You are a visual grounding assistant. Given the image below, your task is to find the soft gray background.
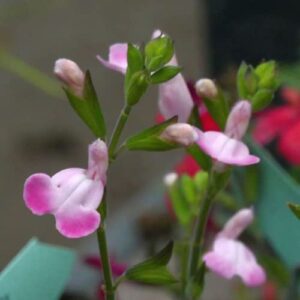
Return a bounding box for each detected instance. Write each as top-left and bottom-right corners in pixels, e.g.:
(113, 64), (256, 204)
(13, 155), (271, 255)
(0, 0), (209, 268)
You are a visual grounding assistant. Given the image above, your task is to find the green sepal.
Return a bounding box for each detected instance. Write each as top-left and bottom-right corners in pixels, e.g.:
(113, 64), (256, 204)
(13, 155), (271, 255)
(168, 179), (192, 225)
(288, 203), (300, 220)
(64, 71), (106, 138)
(125, 71), (148, 106)
(202, 87), (229, 130)
(237, 61), (249, 99)
(251, 88), (274, 111)
(150, 66), (181, 84)
(187, 144), (212, 171)
(125, 116), (179, 151)
(145, 36), (174, 71)
(125, 242), (177, 285)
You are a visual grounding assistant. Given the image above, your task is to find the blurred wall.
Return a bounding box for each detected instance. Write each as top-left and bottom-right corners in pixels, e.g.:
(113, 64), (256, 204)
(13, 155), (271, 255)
(0, 0), (209, 268)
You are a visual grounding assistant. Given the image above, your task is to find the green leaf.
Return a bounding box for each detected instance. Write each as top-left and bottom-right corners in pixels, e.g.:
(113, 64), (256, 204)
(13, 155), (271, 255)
(125, 116), (179, 151)
(125, 242), (177, 285)
(288, 203), (300, 220)
(150, 66), (181, 84)
(145, 36), (174, 71)
(64, 71), (106, 138)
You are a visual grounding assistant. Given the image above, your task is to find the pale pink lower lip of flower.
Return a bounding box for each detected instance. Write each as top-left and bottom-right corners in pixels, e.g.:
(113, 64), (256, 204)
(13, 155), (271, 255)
(197, 131), (260, 166)
(23, 139), (108, 239)
(96, 43), (128, 74)
(203, 237), (266, 287)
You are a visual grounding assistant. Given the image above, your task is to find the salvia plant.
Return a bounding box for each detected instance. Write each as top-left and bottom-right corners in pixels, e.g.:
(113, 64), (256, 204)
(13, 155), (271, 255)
(22, 30), (279, 299)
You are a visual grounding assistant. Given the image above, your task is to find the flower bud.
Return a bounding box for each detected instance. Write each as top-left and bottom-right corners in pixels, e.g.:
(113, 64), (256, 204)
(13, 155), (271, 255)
(164, 172), (178, 186)
(225, 100), (252, 140)
(54, 58), (85, 96)
(219, 208), (254, 239)
(195, 78), (218, 99)
(161, 123), (198, 146)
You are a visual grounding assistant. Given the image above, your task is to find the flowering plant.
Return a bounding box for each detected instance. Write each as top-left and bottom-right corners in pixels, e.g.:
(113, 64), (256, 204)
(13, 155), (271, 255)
(22, 31), (281, 299)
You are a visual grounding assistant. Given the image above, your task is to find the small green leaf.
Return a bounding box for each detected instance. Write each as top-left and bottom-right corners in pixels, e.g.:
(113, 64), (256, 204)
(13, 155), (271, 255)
(125, 242), (177, 285)
(125, 116), (179, 151)
(150, 66), (181, 84)
(288, 203), (300, 220)
(145, 36), (174, 71)
(64, 71), (106, 138)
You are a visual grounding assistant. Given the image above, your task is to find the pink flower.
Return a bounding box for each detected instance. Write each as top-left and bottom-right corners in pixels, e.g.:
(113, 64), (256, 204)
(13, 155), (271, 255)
(97, 30), (193, 122)
(23, 139), (108, 238)
(203, 208), (266, 287)
(54, 58), (85, 96)
(96, 44), (128, 74)
(197, 100), (260, 166)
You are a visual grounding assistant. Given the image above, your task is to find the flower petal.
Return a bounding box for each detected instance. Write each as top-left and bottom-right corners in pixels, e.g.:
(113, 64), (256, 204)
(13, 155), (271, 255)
(24, 173), (60, 215)
(203, 238), (266, 287)
(158, 71), (194, 122)
(253, 106), (298, 145)
(55, 206), (100, 238)
(55, 178), (104, 238)
(225, 100), (251, 140)
(97, 43), (128, 74)
(219, 208), (254, 239)
(278, 120), (300, 165)
(197, 131), (260, 166)
(87, 139), (108, 182)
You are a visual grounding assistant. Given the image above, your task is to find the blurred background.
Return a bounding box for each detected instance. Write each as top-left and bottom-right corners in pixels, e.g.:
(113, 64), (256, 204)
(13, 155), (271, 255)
(2, 0), (300, 299)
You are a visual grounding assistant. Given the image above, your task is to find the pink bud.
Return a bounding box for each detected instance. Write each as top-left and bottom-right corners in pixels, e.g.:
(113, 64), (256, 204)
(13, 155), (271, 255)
(219, 208), (254, 239)
(54, 58), (85, 96)
(225, 100), (252, 140)
(161, 123), (198, 146)
(195, 78), (218, 99)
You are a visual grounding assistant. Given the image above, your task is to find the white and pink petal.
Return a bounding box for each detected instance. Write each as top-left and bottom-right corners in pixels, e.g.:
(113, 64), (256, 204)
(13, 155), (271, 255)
(97, 43), (128, 74)
(203, 238), (266, 287)
(197, 131), (259, 166)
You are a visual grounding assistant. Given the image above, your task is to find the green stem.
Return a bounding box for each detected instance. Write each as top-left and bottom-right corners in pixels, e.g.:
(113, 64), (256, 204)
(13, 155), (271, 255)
(96, 104), (132, 300)
(186, 185), (214, 280)
(97, 224), (115, 300)
(109, 104), (132, 159)
(185, 170), (230, 299)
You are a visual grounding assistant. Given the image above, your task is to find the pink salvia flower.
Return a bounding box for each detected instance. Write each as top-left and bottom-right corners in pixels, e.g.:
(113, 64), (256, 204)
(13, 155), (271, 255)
(54, 58), (85, 96)
(203, 208), (266, 287)
(96, 43), (128, 74)
(197, 100), (259, 166)
(23, 139), (108, 238)
(97, 30), (193, 122)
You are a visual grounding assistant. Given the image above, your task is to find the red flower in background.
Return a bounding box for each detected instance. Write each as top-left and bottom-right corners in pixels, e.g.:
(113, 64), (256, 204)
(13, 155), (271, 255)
(262, 281), (278, 300)
(253, 87), (300, 165)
